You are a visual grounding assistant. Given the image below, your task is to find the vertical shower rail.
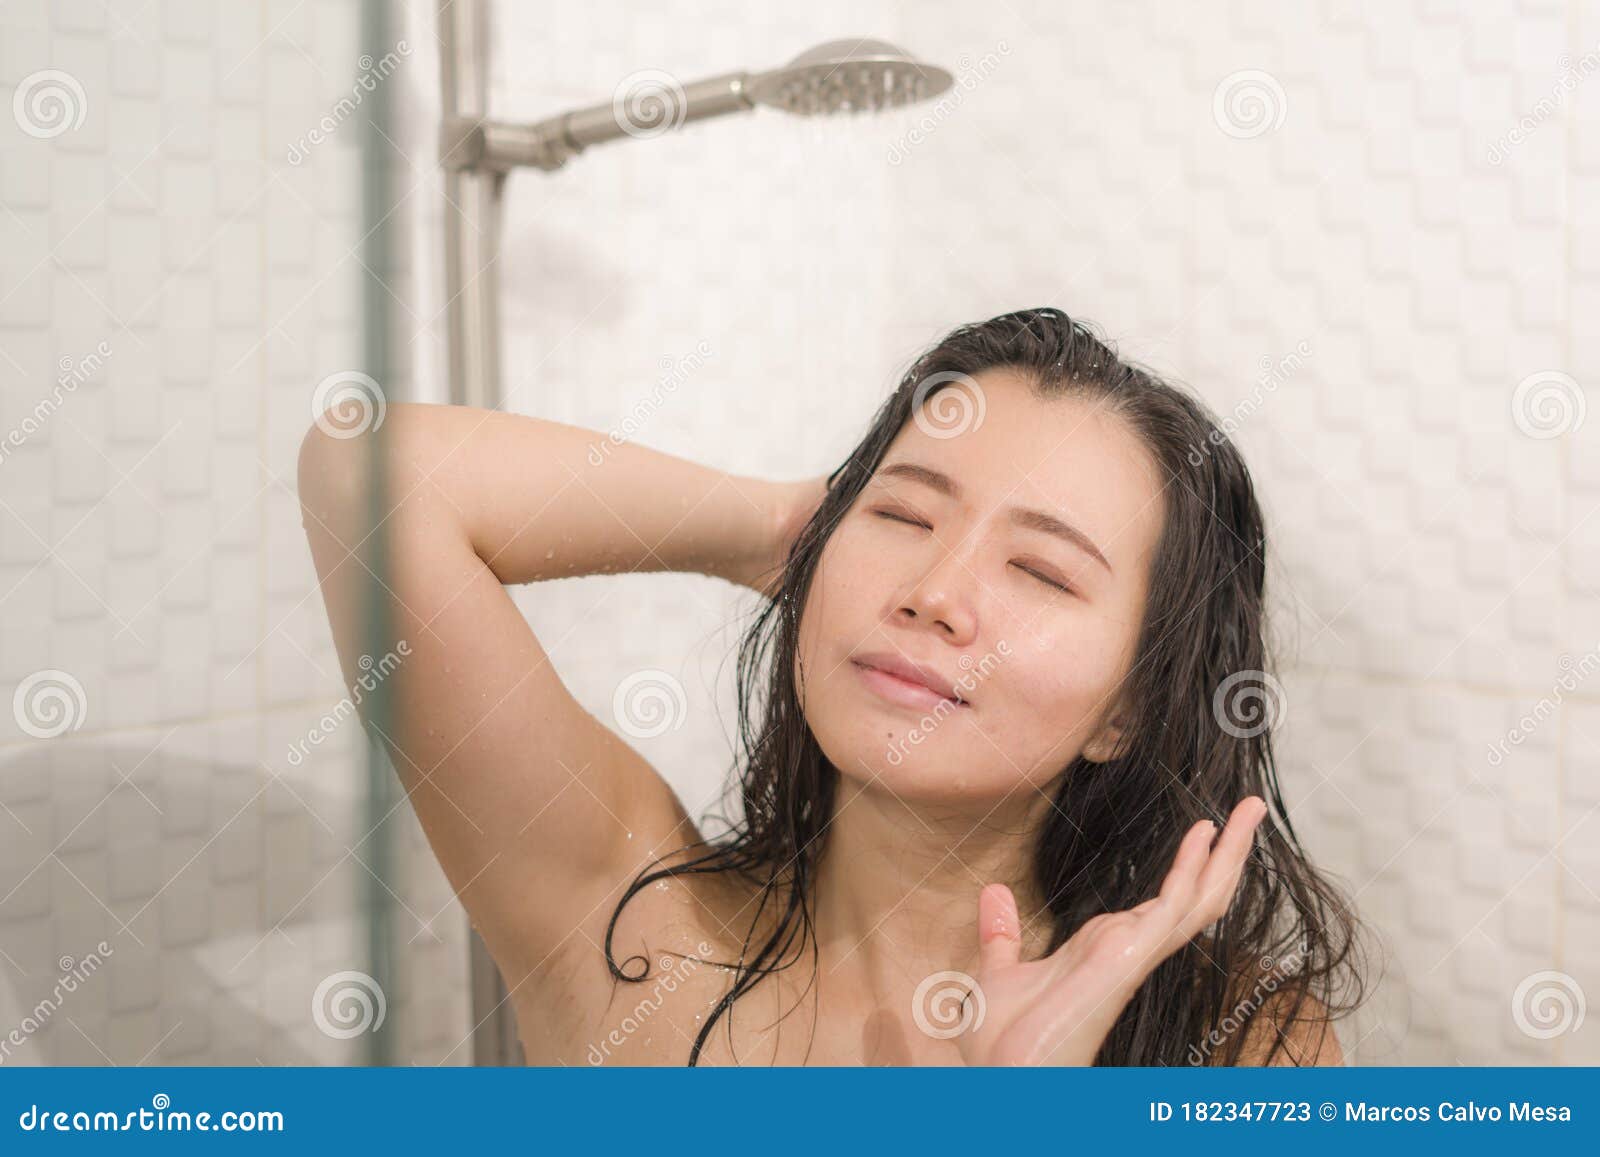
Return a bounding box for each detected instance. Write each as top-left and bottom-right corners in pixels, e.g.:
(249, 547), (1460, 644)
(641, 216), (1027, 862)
(437, 0), (522, 1066)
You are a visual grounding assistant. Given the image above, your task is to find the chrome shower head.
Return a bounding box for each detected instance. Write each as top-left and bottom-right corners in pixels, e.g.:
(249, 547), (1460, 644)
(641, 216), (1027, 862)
(440, 36), (957, 172)
(747, 38), (954, 116)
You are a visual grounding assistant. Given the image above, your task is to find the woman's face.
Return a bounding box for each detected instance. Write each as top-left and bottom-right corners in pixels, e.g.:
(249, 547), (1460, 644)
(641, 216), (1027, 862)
(795, 367), (1167, 805)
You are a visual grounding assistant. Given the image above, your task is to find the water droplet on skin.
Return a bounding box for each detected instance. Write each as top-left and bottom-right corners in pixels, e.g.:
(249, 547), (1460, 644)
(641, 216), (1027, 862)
(626, 830), (633, 839)
(654, 880), (669, 891)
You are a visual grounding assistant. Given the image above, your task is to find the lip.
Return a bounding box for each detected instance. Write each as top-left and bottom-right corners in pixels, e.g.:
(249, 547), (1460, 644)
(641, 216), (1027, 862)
(850, 651), (969, 712)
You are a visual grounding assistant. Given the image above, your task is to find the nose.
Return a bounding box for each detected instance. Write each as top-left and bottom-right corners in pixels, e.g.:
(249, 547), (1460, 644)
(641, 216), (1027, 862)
(892, 545), (978, 646)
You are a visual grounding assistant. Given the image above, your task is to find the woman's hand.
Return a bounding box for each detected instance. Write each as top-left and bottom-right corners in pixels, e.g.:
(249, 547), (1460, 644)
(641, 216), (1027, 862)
(956, 795), (1270, 1066)
(728, 474), (830, 599)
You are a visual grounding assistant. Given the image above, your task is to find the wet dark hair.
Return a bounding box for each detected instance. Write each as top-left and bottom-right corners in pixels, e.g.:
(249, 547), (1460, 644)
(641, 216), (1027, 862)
(604, 306), (1373, 1065)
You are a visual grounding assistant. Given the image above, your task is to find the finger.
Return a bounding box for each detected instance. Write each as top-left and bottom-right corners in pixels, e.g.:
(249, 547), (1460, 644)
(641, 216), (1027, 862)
(1154, 817), (1218, 910)
(977, 882), (1023, 974)
(1185, 796), (1268, 936)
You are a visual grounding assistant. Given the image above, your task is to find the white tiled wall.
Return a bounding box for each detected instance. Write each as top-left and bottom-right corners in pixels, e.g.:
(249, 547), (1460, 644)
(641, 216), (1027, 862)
(5, 0), (1596, 1068)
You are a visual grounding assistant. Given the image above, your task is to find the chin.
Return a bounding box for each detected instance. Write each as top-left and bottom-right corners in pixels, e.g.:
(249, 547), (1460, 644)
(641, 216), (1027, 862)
(813, 710), (1008, 803)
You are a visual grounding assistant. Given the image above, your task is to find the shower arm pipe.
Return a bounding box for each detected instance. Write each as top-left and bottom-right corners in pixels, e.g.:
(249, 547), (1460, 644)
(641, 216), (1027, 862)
(440, 72), (755, 172)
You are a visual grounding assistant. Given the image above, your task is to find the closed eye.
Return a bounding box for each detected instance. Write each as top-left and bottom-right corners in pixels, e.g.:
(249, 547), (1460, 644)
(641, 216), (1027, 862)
(871, 508), (929, 529)
(1014, 563), (1073, 595)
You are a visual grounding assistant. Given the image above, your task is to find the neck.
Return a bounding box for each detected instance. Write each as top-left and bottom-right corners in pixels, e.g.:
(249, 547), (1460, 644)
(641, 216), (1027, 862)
(811, 775), (1057, 1008)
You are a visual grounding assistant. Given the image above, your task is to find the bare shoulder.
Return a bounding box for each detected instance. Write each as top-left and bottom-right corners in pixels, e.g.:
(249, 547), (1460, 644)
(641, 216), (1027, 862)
(506, 838), (785, 1064)
(1232, 988), (1345, 1066)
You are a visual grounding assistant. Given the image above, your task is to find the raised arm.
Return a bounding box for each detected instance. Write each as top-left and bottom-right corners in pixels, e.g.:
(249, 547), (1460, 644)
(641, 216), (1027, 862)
(295, 401), (794, 976)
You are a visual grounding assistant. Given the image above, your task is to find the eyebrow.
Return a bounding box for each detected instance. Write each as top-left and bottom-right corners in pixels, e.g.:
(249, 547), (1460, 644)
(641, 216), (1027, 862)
(873, 460), (1114, 575)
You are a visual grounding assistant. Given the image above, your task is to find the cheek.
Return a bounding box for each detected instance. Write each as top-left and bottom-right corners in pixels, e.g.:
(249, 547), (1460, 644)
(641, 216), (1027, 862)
(793, 559), (849, 703)
(814, 519), (877, 597)
(1016, 628), (1117, 695)
(795, 529), (871, 661)
(987, 622), (1131, 755)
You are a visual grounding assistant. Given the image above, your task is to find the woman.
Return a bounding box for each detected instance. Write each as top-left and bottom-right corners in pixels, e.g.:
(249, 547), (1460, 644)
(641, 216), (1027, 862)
(298, 307), (1369, 1066)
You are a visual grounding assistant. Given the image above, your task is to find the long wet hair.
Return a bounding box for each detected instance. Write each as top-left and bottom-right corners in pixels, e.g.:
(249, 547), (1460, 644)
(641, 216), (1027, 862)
(603, 306), (1373, 1065)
